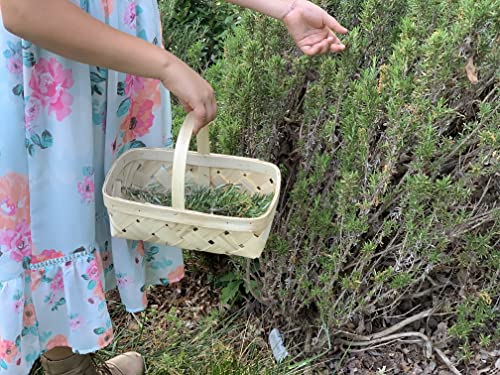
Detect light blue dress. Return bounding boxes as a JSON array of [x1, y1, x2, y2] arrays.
[[0, 1, 184, 373]]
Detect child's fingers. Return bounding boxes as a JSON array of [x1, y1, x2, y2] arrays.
[[302, 38, 330, 55], [206, 98, 217, 126], [325, 15, 348, 34], [319, 39, 331, 54], [327, 29, 343, 46], [301, 44, 320, 56], [192, 105, 209, 134], [330, 43, 346, 53]]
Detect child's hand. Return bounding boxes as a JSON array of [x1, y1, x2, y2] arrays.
[[161, 55, 217, 133], [282, 0, 348, 55]]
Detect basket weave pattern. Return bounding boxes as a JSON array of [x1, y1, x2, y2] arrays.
[[103, 114, 281, 258]]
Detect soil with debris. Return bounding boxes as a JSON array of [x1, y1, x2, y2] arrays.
[[105, 257, 499, 374]]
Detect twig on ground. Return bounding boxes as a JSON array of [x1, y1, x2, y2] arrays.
[[337, 331, 433, 358], [347, 338, 399, 352], [337, 308, 433, 341], [434, 347, 461, 375]]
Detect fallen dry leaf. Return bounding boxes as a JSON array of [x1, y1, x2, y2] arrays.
[[466, 56, 478, 84]]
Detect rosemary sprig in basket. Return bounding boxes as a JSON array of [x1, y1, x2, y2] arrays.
[[122, 183, 273, 218]]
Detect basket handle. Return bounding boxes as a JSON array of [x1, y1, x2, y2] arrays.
[[171, 112, 211, 209]]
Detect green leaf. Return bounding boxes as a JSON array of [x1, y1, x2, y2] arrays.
[[92, 84, 103, 96], [93, 327, 105, 335], [31, 133, 42, 147], [90, 72, 106, 83], [12, 84, 23, 96], [117, 81, 125, 96], [220, 280, 241, 305], [87, 280, 97, 290], [26, 352, 39, 363], [41, 130, 53, 149], [22, 51, 35, 67], [147, 246, 160, 255], [117, 98, 131, 117], [244, 280, 260, 296], [217, 272, 239, 283], [129, 140, 146, 149]]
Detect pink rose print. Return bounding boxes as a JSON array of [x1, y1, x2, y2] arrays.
[[0, 220, 32, 262], [31, 249, 64, 264], [98, 328, 113, 348], [0, 172, 30, 230], [29, 57, 74, 121], [136, 241, 145, 257], [24, 97, 42, 130], [77, 175, 95, 203], [7, 56, 22, 75], [47, 293, 56, 306], [139, 78, 162, 107], [117, 275, 131, 288], [31, 269, 45, 292], [93, 279, 105, 300], [3, 40, 22, 76], [168, 265, 185, 283], [0, 339, 18, 364], [102, 250, 112, 269], [124, 74, 144, 97], [123, 1, 137, 29], [13, 298, 25, 313], [50, 269, 64, 291], [120, 98, 154, 143], [100, 0, 115, 17], [86, 260, 101, 282], [46, 334, 69, 350], [0, 198, 16, 217], [23, 303, 37, 327], [69, 316, 83, 331]]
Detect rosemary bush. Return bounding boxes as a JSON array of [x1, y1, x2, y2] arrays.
[[201, 0, 499, 367]]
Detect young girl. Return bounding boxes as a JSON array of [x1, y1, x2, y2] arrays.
[[0, 0, 346, 373]]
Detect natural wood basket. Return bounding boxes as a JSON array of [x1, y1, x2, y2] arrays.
[[103, 113, 281, 258]]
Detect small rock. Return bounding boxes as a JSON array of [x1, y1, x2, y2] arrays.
[[423, 361, 436, 373], [495, 357, 500, 369], [127, 319, 139, 331]]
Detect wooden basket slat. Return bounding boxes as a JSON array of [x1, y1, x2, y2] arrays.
[[103, 115, 281, 259]]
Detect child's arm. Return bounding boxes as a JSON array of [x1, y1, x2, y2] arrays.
[[226, 0, 348, 55], [226, 0, 294, 20], [0, 0, 216, 130]]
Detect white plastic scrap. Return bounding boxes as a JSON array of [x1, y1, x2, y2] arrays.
[[269, 328, 289, 363]]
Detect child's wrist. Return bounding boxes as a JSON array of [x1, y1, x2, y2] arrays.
[[279, 0, 298, 21]]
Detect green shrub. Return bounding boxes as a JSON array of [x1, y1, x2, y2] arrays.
[[158, 0, 239, 72], [200, 0, 499, 367]]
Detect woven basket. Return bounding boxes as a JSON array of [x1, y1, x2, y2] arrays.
[[102, 112, 281, 258]]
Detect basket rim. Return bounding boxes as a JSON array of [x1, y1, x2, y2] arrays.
[[102, 147, 282, 230]]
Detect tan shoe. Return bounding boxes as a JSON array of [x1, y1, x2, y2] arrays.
[[103, 352, 145, 375], [40, 353, 98, 375], [40, 352, 145, 375]]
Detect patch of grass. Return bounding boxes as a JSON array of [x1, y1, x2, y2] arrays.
[[99, 305, 286, 374]]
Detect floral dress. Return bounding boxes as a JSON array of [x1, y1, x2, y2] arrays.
[[0, 1, 184, 373]]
